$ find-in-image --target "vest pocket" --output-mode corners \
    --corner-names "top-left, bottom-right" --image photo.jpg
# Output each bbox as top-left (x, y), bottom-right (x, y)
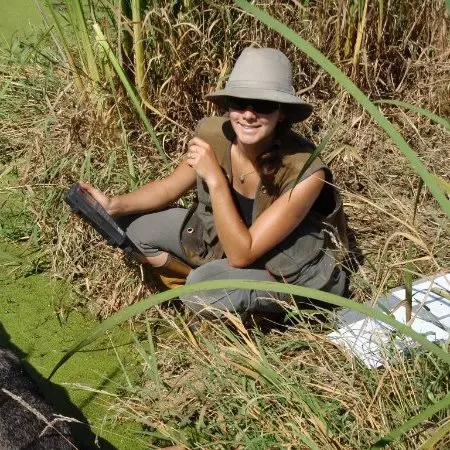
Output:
top-left (180, 206), bottom-right (223, 266)
top-left (180, 207), bottom-right (208, 263)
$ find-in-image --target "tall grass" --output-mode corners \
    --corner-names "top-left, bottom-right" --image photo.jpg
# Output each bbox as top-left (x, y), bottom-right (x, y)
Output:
top-left (4, 0), bottom-right (449, 448)
top-left (234, 0), bottom-right (450, 217)
top-left (93, 23), bottom-right (168, 163)
top-left (43, 0), bottom-right (168, 163)
top-left (51, 291), bottom-right (449, 448)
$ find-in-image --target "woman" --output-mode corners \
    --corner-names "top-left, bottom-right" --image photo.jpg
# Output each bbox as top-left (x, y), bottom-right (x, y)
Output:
top-left (82, 47), bottom-right (348, 320)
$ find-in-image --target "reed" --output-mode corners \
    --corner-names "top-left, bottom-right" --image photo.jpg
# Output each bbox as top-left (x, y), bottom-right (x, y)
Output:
top-left (42, 0), bottom-right (167, 163)
top-left (131, 0), bottom-right (146, 97)
top-left (233, 0), bottom-right (450, 217)
top-left (66, 0), bottom-right (100, 84)
top-left (3, 1), bottom-right (449, 447)
top-left (93, 23), bottom-right (168, 163)
top-left (42, 0), bottom-right (85, 91)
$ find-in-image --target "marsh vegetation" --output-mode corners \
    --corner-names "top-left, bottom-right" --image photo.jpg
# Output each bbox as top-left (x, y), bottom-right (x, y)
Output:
top-left (1, 0), bottom-right (449, 448)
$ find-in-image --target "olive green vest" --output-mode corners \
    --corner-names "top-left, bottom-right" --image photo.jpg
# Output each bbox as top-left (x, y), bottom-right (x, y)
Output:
top-left (180, 116), bottom-right (348, 283)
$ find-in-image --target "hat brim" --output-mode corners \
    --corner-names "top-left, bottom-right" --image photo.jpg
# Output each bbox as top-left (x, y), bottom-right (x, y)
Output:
top-left (205, 88), bottom-right (313, 123)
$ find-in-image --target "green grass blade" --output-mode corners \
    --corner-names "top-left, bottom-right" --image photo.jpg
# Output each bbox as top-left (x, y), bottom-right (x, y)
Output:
top-left (146, 320), bottom-right (163, 389)
top-left (93, 23), bottom-right (168, 163)
top-left (433, 174), bottom-right (450, 197)
top-left (65, 1), bottom-right (87, 77)
top-left (110, 333), bottom-right (133, 389)
top-left (294, 433), bottom-right (320, 450)
top-left (118, 110), bottom-right (138, 190)
top-left (70, 0), bottom-right (100, 82)
top-left (132, 326), bottom-right (163, 392)
top-left (290, 124), bottom-right (339, 197)
top-left (49, 279), bottom-right (450, 379)
top-left (43, 0), bottom-right (85, 91)
top-left (370, 392), bottom-right (450, 449)
top-left (374, 99), bottom-right (450, 132)
top-left (419, 417), bottom-right (450, 449)
top-left (105, 66), bottom-right (137, 188)
top-left (232, 0), bottom-right (450, 218)
top-left (80, 148), bottom-right (92, 182)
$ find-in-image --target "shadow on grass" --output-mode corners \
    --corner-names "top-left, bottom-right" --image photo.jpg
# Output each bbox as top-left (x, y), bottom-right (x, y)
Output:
top-left (0, 322), bottom-right (116, 450)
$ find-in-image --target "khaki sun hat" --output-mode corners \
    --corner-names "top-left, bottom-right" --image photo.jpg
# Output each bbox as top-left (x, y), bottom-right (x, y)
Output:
top-left (205, 47), bottom-right (313, 123)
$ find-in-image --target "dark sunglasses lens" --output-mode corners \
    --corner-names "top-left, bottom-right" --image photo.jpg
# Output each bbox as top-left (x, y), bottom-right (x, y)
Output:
top-left (253, 100), bottom-right (279, 114)
top-left (228, 98), bottom-right (279, 114)
top-left (227, 98), bottom-right (249, 110)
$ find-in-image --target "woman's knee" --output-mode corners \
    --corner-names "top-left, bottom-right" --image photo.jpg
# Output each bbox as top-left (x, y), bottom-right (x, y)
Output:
top-left (180, 260), bottom-right (282, 318)
top-left (185, 259), bottom-right (230, 284)
top-left (123, 208), bottom-right (188, 259)
top-left (181, 262), bottom-right (235, 317)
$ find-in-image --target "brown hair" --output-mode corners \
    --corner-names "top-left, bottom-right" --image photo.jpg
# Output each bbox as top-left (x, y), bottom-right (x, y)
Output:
top-left (255, 120), bottom-right (292, 195)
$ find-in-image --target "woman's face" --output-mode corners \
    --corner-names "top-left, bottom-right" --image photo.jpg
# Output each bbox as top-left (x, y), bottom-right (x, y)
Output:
top-left (228, 97), bottom-right (285, 147)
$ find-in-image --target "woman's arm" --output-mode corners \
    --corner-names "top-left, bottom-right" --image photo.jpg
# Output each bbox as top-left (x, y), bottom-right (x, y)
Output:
top-left (80, 160), bottom-right (197, 217)
top-left (187, 137), bottom-right (325, 268)
top-left (209, 170), bottom-right (325, 267)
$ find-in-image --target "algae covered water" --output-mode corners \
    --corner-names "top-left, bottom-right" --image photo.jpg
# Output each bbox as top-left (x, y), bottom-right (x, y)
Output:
top-left (0, 0), bottom-right (44, 42)
top-left (0, 5), bottom-right (145, 447)
top-left (0, 180), bottom-right (143, 447)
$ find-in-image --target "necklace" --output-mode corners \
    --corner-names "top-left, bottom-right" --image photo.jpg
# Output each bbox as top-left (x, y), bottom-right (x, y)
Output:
top-left (239, 169), bottom-right (257, 183)
top-left (236, 147), bottom-right (257, 183)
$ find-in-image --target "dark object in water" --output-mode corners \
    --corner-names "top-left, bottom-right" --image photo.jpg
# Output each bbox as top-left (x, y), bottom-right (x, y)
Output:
top-left (0, 348), bottom-right (76, 449)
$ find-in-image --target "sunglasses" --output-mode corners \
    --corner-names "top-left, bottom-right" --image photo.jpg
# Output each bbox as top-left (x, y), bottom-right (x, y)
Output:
top-left (227, 97), bottom-right (280, 114)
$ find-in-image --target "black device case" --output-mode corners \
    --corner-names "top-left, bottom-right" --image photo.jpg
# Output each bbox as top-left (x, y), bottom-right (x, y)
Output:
top-left (64, 184), bottom-right (138, 258)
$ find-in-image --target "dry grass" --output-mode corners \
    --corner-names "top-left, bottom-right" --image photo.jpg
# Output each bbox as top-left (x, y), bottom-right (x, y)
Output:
top-left (3, 1), bottom-right (449, 316)
top-left (1, 1), bottom-right (449, 447)
top-left (104, 308), bottom-right (449, 449)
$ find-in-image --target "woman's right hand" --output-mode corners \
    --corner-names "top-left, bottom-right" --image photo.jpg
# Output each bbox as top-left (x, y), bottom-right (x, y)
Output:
top-left (78, 183), bottom-right (113, 215)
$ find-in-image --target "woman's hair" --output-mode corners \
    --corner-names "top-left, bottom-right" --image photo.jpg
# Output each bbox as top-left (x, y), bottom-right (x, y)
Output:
top-left (256, 119), bottom-right (292, 195)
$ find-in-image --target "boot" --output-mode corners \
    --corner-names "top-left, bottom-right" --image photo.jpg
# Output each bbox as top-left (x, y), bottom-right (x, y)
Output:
top-left (152, 254), bottom-right (192, 289)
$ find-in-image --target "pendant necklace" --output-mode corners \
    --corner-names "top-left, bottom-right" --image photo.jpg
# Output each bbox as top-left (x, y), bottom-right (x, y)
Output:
top-left (237, 148), bottom-right (257, 183)
top-left (239, 169), bottom-right (256, 183)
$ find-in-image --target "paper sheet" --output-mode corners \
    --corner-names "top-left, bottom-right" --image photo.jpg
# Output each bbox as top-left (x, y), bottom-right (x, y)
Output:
top-left (328, 274), bottom-right (450, 368)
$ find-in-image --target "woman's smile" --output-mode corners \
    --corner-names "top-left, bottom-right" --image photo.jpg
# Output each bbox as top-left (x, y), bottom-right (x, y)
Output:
top-left (229, 106), bottom-right (283, 148)
top-left (238, 122), bottom-right (260, 133)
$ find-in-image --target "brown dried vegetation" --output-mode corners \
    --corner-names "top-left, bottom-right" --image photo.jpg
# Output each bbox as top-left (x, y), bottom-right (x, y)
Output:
top-left (5, 0), bottom-right (446, 316)
top-left (2, 1), bottom-right (450, 447)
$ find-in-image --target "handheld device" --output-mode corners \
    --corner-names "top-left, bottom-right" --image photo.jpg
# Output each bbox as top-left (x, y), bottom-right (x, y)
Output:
top-left (64, 183), bottom-right (138, 258)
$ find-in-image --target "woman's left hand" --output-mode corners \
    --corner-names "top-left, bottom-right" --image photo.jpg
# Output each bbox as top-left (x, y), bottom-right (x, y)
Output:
top-left (186, 137), bottom-right (223, 185)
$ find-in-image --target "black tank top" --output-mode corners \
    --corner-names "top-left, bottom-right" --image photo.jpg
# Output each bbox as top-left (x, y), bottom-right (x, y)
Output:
top-left (232, 187), bottom-right (254, 227)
